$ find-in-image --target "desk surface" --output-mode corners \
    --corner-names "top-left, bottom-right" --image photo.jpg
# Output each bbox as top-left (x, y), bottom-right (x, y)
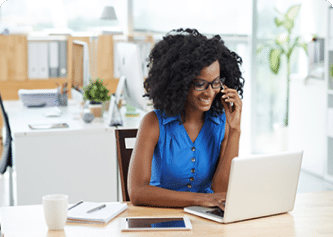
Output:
top-left (4, 100), bottom-right (145, 136)
top-left (1, 191), bottom-right (333, 237)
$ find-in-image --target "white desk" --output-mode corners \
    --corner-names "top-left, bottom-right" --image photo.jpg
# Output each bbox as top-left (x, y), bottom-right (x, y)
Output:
top-left (4, 100), bottom-right (144, 205)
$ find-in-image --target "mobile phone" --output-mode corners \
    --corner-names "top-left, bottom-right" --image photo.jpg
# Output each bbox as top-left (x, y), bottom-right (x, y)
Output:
top-left (220, 85), bottom-right (234, 108)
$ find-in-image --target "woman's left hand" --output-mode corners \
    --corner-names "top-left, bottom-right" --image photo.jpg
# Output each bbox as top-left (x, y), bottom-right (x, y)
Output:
top-left (220, 85), bottom-right (242, 131)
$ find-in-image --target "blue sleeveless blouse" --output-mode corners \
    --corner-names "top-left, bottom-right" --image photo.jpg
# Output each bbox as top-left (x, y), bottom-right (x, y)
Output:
top-left (150, 109), bottom-right (226, 193)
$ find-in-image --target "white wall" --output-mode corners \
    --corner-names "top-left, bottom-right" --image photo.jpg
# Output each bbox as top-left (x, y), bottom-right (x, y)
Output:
top-left (300, 0), bottom-right (330, 38)
top-left (289, 77), bottom-right (326, 177)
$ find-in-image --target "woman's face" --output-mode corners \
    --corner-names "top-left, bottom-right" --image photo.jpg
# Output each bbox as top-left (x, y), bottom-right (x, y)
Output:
top-left (185, 60), bottom-right (221, 113)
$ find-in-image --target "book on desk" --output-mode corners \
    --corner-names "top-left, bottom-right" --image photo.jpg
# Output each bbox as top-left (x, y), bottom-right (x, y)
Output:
top-left (67, 201), bottom-right (127, 224)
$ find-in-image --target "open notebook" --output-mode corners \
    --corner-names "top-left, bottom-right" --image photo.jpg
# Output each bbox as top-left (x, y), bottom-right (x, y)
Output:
top-left (67, 202), bottom-right (127, 224)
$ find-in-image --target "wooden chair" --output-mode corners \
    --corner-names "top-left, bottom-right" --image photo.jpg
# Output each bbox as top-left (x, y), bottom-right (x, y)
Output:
top-left (115, 128), bottom-right (138, 202)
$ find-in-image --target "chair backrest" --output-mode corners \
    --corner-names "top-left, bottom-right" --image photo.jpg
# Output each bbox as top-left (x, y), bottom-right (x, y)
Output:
top-left (115, 128), bottom-right (138, 202)
top-left (0, 93), bottom-right (13, 174)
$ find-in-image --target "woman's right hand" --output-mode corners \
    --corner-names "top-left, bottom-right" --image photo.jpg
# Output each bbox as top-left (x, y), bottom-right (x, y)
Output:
top-left (194, 192), bottom-right (227, 211)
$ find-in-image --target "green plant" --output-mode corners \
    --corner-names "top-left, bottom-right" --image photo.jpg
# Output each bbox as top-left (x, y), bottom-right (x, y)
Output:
top-left (83, 78), bottom-right (111, 103)
top-left (257, 4), bottom-right (307, 126)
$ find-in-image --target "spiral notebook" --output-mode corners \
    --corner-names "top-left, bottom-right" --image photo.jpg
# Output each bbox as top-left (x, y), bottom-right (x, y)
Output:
top-left (67, 202), bottom-right (127, 224)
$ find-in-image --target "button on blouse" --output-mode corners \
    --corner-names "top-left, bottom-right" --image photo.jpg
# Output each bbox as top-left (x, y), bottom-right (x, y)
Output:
top-left (150, 109), bottom-right (226, 193)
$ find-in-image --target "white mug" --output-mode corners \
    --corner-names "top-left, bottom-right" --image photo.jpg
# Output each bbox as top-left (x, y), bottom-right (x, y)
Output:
top-left (43, 194), bottom-right (68, 230)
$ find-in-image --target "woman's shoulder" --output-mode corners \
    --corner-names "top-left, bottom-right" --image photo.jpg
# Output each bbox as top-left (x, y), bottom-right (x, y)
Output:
top-left (142, 109), bottom-right (169, 125)
top-left (141, 109), bottom-right (181, 129)
top-left (137, 110), bottom-right (160, 143)
top-left (141, 110), bottom-right (159, 127)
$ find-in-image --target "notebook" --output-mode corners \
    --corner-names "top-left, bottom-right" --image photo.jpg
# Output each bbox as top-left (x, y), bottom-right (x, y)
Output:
top-left (184, 151), bottom-right (303, 224)
top-left (67, 201), bottom-right (127, 224)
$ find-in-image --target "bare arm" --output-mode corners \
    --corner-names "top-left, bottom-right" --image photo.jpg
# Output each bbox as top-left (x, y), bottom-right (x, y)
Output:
top-left (211, 124), bottom-right (241, 193)
top-left (211, 85), bottom-right (242, 193)
top-left (128, 111), bottom-right (226, 209)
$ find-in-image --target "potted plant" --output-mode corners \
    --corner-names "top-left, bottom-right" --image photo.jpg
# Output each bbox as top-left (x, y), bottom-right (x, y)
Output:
top-left (83, 78), bottom-right (111, 117)
top-left (257, 4), bottom-right (307, 127)
top-left (257, 4), bottom-right (308, 151)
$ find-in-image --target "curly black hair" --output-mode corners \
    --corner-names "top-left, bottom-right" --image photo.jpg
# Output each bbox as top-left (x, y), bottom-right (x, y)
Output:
top-left (144, 28), bottom-right (244, 117)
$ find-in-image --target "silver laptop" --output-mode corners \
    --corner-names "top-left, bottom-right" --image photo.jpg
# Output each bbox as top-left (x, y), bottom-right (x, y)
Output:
top-left (184, 151), bottom-right (303, 223)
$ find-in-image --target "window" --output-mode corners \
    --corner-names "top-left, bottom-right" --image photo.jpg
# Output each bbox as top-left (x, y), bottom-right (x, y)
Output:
top-left (133, 0), bottom-right (252, 35)
top-left (0, 0), bottom-right (116, 33)
top-left (253, 0), bottom-right (304, 153)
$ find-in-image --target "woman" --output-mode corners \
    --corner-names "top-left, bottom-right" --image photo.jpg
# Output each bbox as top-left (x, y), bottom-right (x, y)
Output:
top-left (128, 28), bottom-right (244, 210)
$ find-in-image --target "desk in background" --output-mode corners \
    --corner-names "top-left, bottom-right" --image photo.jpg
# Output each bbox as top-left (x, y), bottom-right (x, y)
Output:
top-left (4, 99), bottom-right (144, 205)
top-left (1, 191), bottom-right (333, 236)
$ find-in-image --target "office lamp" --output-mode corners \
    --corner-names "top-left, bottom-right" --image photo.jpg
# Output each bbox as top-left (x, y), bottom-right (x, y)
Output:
top-left (100, 6), bottom-right (122, 35)
top-left (100, 6), bottom-right (117, 21)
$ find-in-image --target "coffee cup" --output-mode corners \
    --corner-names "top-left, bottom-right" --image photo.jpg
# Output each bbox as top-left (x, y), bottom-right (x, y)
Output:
top-left (43, 194), bottom-right (68, 230)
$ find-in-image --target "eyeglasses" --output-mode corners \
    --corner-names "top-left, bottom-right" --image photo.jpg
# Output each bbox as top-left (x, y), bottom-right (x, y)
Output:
top-left (191, 78), bottom-right (225, 91)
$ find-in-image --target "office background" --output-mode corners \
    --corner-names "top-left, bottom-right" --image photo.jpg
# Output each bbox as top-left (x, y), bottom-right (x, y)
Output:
top-left (0, 0), bottom-right (333, 206)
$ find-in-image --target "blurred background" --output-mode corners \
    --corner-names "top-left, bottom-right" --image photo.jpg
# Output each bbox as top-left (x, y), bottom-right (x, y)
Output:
top-left (0, 0), bottom-right (332, 187)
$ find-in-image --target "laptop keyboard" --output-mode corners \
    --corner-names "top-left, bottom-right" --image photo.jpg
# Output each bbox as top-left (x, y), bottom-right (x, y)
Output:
top-left (206, 207), bottom-right (224, 217)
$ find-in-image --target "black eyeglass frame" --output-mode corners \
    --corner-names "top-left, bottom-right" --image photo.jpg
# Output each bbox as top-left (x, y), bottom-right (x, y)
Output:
top-left (191, 78), bottom-right (226, 91)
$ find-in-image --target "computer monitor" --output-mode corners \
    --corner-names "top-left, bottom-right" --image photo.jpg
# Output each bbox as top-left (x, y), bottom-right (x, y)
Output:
top-left (72, 40), bottom-right (90, 90)
top-left (114, 41), bottom-right (149, 112)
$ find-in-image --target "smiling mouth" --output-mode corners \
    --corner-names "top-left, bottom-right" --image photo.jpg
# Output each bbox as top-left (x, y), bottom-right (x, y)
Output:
top-left (199, 98), bottom-right (211, 103)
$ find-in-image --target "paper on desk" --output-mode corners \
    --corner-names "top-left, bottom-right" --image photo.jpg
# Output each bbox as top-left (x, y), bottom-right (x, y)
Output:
top-left (67, 202), bottom-right (127, 224)
top-left (29, 123), bottom-right (69, 129)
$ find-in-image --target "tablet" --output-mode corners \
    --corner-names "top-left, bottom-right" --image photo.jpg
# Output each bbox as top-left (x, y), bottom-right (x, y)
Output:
top-left (120, 216), bottom-right (192, 231)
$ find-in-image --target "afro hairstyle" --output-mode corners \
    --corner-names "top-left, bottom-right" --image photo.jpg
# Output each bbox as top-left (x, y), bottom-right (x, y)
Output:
top-left (144, 28), bottom-right (244, 117)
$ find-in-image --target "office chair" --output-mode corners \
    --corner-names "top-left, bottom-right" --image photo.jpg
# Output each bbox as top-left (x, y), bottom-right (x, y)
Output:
top-left (115, 128), bottom-right (138, 202)
top-left (0, 93), bottom-right (14, 206)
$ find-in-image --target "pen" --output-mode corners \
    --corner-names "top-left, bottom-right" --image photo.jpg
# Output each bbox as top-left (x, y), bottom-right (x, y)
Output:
top-left (86, 204), bottom-right (106, 213)
top-left (68, 200), bottom-right (83, 210)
